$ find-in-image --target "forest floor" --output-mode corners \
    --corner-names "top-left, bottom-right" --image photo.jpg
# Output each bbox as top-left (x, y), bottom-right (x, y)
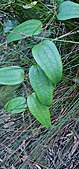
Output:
top-left (0, 1), bottom-right (79, 169)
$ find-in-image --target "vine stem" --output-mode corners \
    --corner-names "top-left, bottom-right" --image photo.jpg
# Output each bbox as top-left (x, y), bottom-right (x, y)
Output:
top-left (52, 30), bottom-right (79, 41)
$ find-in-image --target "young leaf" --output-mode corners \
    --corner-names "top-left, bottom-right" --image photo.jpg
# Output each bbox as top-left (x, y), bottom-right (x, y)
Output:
top-left (27, 93), bottom-right (51, 128)
top-left (4, 97), bottom-right (27, 113)
top-left (29, 65), bottom-right (53, 106)
top-left (0, 66), bottom-right (24, 85)
top-left (7, 19), bottom-right (43, 43)
top-left (32, 40), bottom-right (63, 84)
top-left (57, 1), bottom-right (79, 20)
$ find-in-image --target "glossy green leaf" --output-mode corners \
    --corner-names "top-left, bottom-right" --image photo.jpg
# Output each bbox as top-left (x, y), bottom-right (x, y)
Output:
top-left (29, 65), bottom-right (53, 106)
top-left (57, 1), bottom-right (79, 20)
top-left (7, 19), bottom-right (43, 43)
top-left (4, 97), bottom-right (27, 113)
top-left (0, 66), bottom-right (24, 85)
top-left (27, 93), bottom-right (51, 128)
top-left (32, 40), bottom-right (63, 84)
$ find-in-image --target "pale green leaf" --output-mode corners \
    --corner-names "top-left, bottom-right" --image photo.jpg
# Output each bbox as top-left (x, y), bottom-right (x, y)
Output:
top-left (27, 93), bottom-right (51, 128)
top-left (32, 40), bottom-right (63, 84)
top-left (5, 97), bottom-right (27, 113)
top-left (7, 19), bottom-right (43, 43)
top-left (57, 1), bottom-right (79, 20)
top-left (29, 65), bottom-right (53, 106)
top-left (0, 66), bottom-right (24, 85)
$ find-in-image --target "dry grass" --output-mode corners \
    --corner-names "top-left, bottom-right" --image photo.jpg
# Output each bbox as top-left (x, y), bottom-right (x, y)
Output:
top-left (0, 0), bottom-right (79, 168)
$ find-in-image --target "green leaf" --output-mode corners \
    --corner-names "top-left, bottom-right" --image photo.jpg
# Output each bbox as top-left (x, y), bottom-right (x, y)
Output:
top-left (57, 1), bottom-right (79, 20)
top-left (27, 93), bottom-right (51, 128)
top-left (32, 40), bottom-right (63, 84)
top-left (0, 66), bottom-right (24, 85)
top-left (4, 97), bottom-right (27, 113)
top-left (7, 19), bottom-right (43, 43)
top-left (29, 65), bottom-right (53, 106)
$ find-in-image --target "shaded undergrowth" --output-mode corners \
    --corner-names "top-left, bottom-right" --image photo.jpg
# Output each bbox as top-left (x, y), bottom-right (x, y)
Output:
top-left (0, 0), bottom-right (79, 168)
